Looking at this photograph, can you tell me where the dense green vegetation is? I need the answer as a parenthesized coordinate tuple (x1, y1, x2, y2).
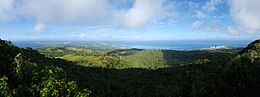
(38, 46, 239, 69)
(0, 39, 90, 97)
(1, 39, 260, 97)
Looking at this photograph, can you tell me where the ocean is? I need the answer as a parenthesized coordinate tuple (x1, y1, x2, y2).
(12, 40, 252, 50)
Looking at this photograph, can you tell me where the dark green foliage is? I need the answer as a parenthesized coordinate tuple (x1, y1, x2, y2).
(221, 55, 259, 97)
(191, 55, 260, 97)
(37, 44, 258, 97)
(195, 59, 210, 64)
(190, 40, 260, 97)
(162, 50, 238, 66)
(0, 75, 12, 97)
(0, 39, 90, 97)
(239, 39, 260, 55)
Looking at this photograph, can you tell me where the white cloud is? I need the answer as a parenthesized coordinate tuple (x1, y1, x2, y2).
(0, 0, 176, 30)
(33, 23, 47, 33)
(19, 0, 112, 24)
(226, 26, 240, 35)
(203, 0, 224, 12)
(188, 2, 199, 9)
(228, 0, 260, 34)
(192, 20, 205, 30)
(79, 34, 87, 38)
(194, 10, 207, 19)
(192, 20, 221, 31)
(120, 0, 175, 29)
(0, 0, 114, 24)
(0, 0, 15, 21)
(189, 0, 224, 20)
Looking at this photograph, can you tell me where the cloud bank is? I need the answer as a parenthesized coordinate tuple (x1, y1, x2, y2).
(228, 0, 260, 34)
(0, 0, 15, 21)
(0, 0, 176, 29)
(1, 0, 259, 40)
(20, 0, 112, 24)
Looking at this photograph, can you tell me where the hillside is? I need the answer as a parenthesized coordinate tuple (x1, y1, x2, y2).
(0, 39, 90, 97)
(239, 39, 260, 57)
(239, 39, 260, 67)
(37, 42, 260, 97)
(38, 46, 238, 69)
(1, 39, 260, 97)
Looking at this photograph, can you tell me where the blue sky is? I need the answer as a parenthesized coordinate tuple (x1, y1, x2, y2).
(0, 0, 259, 41)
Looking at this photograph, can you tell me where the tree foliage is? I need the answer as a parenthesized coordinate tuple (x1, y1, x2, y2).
(0, 39, 90, 97)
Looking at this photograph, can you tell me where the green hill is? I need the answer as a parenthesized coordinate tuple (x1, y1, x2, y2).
(239, 39, 260, 58)
(0, 39, 90, 97)
(240, 39, 260, 53)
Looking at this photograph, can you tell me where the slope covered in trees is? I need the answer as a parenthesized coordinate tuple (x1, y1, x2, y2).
(239, 39, 260, 61)
(0, 39, 90, 97)
(1, 39, 260, 97)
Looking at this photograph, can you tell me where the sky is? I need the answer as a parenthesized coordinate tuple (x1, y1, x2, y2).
(0, 0, 260, 41)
